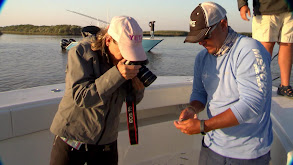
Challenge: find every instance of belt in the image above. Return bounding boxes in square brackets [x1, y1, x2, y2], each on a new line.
[78, 140, 117, 152]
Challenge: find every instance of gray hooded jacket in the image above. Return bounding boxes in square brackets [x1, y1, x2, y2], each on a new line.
[50, 37, 144, 145]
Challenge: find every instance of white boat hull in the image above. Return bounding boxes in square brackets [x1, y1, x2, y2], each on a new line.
[0, 76, 292, 165]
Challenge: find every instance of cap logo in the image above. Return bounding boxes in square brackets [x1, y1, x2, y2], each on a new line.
[190, 20, 196, 27]
[129, 34, 143, 42]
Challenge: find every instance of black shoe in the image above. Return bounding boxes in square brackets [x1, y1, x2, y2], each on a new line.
[277, 85, 293, 98]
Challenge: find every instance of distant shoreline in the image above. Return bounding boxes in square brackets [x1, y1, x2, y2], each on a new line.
[0, 31, 252, 37]
[0, 24, 252, 37]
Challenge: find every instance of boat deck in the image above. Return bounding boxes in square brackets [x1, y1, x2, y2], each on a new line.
[117, 86, 293, 165]
[0, 77, 292, 165]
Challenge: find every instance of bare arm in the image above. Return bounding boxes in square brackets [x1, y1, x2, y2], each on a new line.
[204, 108, 239, 132]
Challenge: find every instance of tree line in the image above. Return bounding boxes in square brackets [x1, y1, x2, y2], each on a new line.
[0, 24, 82, 35]
[0, 25, 189, 36]
[0, 24, 252, 37]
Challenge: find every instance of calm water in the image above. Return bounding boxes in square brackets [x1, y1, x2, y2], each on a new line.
[0, 34, 287, 92]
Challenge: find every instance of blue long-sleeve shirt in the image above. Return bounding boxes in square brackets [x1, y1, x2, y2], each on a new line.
[191, 35, 273, 159]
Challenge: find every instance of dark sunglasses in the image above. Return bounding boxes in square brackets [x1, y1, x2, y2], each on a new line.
[204, 22, 220, 40]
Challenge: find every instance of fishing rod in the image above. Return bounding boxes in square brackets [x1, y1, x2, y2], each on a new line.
[66, 9, 110, 25]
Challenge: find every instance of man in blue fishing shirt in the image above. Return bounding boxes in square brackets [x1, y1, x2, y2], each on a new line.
[174, 2, 272, 165]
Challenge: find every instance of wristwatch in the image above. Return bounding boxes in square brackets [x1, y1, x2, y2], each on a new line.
[200, 120, 206, 135]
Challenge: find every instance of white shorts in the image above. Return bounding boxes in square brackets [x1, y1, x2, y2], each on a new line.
[252, 12, 293, 43]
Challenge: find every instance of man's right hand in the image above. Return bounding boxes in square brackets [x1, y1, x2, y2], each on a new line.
[240, 5, 251, 21]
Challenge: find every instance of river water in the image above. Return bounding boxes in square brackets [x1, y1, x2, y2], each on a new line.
[0, 34, 287, 92]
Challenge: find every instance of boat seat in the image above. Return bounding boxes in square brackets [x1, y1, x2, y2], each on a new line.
[81, 26, 101, 38]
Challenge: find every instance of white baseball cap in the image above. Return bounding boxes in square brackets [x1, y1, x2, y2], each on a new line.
[184, 2, 227, 43]
[108, 16, 147, 62]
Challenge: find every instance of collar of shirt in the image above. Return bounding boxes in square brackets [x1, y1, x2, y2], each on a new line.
[213, 27, 239, 57]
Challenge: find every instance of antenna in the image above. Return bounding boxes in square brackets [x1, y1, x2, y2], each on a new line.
[66, 10, 110, 25]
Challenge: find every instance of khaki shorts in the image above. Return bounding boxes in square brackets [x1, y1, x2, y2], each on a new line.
[252, 12, 293, 43]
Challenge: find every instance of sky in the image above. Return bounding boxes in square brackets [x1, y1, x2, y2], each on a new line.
[0, 0, 254, 32]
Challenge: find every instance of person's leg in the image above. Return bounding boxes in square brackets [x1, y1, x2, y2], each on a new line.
[198, 139, 226, 165]
[226, 151, 271, 165]
[87, 141, 118, 165]
[278, 43, 293, 86]
[50, 136, 86, 165]
[277, 43, 293, 97]
[151, 31, 154, 38]
[50, 136, 71, 165]
[277, 12, 293, 97]
[260, 42, 275, 56]
[252, 15, 277, 57]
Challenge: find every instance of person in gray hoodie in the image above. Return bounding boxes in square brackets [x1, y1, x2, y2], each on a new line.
[50, 16, 147, 165]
